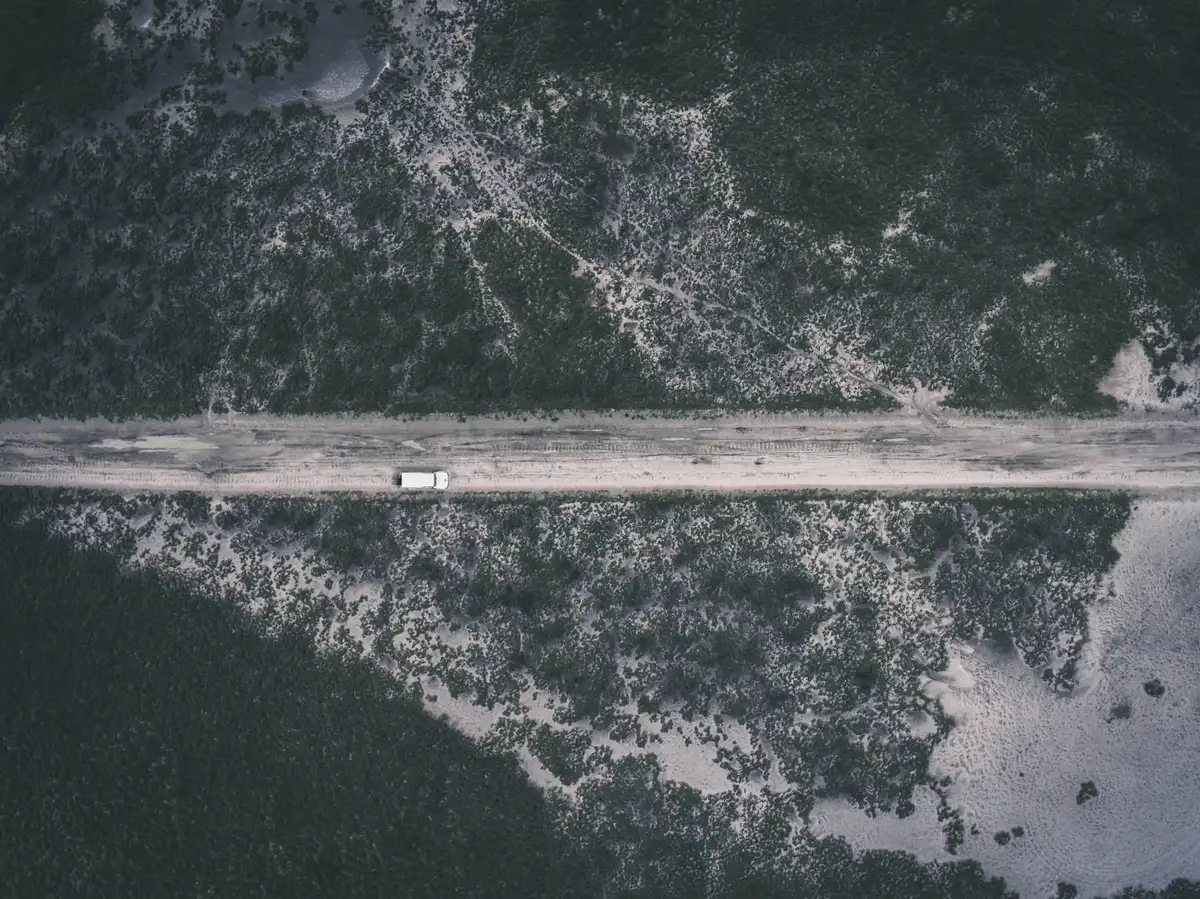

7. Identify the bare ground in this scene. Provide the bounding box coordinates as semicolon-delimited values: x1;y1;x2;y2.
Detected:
1;410;1199;495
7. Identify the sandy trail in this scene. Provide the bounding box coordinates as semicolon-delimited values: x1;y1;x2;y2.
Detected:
1;411;1198;495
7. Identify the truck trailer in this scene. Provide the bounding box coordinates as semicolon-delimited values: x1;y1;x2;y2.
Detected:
393;470;449;490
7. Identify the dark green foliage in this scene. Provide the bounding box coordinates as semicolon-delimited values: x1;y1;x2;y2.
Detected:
1143;678;1166;698
1077;780;1099;805
314;500;393;571
1091;883;1200;899
556;755;1022;899
471;0;735;107
259;498;323;533
933;493;1132;682
0;0;117;130
469;220;661;409
943;816;966;855
1107;701;1132;722
1119;882;1200;899
715;53;942;244
0;503;596;899
0;109;659;418
5;488;1197;899
955;274;1131;413
169;491;212;525
467;0;1200;415
1;0;1196;417
221;488;1130;821
532;625;622;723
529;724;594;786
908;505;960;570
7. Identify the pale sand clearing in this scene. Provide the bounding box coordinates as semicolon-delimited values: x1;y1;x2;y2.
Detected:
810;498;1200;898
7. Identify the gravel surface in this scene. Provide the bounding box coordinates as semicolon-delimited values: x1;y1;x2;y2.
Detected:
2;411;1199;495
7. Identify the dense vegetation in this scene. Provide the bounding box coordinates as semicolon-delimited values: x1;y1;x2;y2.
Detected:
2;0;1198;417
3;0;1200;892
4;489;1199;898
20;487;1133;852
0;496;592;898
471;0;1200;412
0;0;116;130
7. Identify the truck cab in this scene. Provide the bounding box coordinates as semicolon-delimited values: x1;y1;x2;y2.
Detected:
393;470;449;490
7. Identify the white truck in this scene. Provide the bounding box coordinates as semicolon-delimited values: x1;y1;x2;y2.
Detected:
393;470;449;490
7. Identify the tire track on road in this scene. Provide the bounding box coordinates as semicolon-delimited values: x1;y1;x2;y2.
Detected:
3;414;1200;497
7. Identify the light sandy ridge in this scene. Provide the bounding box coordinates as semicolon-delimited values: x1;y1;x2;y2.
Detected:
1;410;1199;495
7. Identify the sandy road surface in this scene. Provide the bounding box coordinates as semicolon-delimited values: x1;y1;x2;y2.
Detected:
1;411;1199;495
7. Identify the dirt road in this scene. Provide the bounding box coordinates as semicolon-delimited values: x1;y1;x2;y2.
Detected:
1;411;1198;495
